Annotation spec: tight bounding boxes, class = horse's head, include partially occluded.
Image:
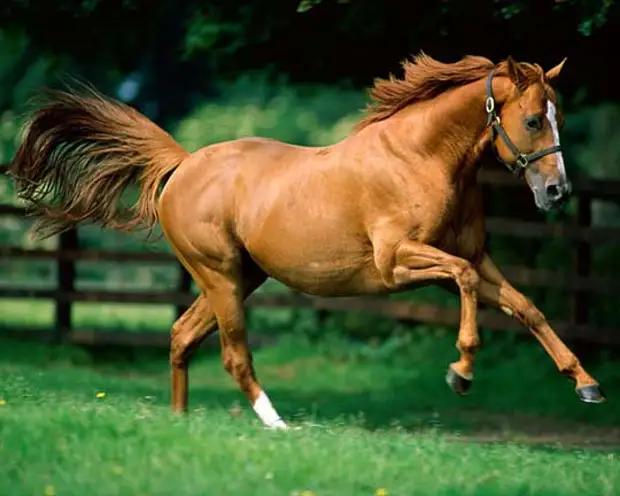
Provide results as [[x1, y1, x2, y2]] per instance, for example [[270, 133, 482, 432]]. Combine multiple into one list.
[[486, 57, 569, 211]]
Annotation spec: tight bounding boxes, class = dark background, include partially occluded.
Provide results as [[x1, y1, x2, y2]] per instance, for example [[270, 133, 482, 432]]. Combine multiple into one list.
[[1, 0, 618, 126]]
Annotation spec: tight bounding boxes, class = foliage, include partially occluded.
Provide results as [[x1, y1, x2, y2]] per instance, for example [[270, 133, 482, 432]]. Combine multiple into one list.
[[297, 0, 617, 37], [0, 111, 20, 166], [174, 74, 364, 151], [2, 0, 619, 130], [0, 29, 61, 164], [563, 102, 620, 181]]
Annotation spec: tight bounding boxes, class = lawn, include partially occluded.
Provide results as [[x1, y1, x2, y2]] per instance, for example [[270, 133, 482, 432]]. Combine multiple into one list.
[[1, 329, 619, 496]]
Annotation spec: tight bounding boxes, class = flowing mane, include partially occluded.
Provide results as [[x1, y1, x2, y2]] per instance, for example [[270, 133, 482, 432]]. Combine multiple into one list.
[[354, 52, 544, 132]]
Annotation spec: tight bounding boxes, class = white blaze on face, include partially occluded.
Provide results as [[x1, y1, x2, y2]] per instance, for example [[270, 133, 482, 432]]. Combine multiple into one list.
[[546, 100, 566, 178]]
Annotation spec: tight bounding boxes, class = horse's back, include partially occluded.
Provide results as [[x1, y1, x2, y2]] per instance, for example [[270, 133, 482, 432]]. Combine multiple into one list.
[[157, 136, 332, 248]]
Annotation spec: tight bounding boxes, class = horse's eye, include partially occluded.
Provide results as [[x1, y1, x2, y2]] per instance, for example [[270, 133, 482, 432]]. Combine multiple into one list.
[[524, 115, 542, 131]]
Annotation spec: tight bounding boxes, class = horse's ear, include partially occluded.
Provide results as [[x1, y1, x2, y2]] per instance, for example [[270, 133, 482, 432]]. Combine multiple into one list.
[[505, 56, 528, 90], [546, 57, 567, 80]]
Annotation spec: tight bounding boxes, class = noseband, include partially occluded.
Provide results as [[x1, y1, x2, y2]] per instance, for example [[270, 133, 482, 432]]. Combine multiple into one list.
[[484, 69, 562, 177]]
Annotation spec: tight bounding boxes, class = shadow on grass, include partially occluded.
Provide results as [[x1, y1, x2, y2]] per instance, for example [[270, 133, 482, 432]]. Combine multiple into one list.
[[1, 330, 619, 450], [184, 382, 620, 450]]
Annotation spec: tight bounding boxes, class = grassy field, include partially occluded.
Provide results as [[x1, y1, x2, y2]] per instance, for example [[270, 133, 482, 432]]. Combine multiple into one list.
[[1, 329, 619, 496]]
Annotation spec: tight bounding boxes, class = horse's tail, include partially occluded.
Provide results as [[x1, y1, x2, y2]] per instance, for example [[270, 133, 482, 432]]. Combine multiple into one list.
[[9, 82, 189, 240]]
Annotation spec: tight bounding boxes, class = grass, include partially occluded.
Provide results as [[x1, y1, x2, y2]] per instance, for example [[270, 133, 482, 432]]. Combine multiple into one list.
[[1, 330, 620, 496]]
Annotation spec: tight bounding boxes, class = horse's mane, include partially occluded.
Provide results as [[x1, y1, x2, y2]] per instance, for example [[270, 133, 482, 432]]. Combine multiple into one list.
[[354, 52, 544, 132]]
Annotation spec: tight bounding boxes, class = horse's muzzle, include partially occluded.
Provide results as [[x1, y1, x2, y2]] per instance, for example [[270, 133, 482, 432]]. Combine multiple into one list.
[[543, 178, 572, 209]]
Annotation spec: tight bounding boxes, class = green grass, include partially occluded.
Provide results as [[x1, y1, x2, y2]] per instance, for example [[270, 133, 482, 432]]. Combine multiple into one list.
[[1, 331, 619, 496]]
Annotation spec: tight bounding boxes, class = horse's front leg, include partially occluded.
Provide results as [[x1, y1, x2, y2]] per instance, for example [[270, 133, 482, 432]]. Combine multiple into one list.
[[476, 253, 605, 403], [377, 240, 481, 394]]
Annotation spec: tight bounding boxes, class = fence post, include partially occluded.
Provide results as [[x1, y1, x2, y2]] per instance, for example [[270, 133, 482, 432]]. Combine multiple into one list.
[[176, 264, 193, 319], [55, 228, 78, 343], [572, 192, 592, 326]]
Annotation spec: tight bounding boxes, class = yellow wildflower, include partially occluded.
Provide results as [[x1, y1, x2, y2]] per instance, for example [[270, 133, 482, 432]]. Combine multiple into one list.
[[0, 399, 6, 406], [44, 485, 56, 496], [375, 489, 388, 496], [96, 392, 106, 399]]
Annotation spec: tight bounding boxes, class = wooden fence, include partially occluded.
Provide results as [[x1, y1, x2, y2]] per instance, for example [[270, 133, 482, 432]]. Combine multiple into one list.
[[2, 164, 620, 347]]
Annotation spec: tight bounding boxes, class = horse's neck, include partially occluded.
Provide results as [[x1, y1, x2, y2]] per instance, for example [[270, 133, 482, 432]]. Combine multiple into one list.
[[388, 79, 502, 182]]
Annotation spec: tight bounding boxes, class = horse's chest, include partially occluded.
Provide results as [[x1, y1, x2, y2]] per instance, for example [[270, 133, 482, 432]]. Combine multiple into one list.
[[416, 192, 484, 261], [434, 224, 477, 259], [415, 192, 460, 243], [434, 226, 460, 255]]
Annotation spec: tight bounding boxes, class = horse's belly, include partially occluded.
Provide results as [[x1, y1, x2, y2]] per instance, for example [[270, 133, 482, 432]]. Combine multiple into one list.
[[269, 264, 386, 297], [244, 236, 385, 297]]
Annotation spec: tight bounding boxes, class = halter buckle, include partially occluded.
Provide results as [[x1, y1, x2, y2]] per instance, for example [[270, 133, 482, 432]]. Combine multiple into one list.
[[516, 154, 529, 169]]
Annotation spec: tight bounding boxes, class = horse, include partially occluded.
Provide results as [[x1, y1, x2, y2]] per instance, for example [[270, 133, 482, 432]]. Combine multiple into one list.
[[9, 53, 605, 430]]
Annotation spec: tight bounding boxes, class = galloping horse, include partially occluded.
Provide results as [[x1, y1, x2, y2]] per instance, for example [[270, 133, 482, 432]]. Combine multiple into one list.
[[10, 53, 605, 430]]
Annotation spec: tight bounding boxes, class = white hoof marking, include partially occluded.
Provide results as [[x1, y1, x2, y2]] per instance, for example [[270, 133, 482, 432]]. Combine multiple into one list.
[[253, 390, 288, 430]]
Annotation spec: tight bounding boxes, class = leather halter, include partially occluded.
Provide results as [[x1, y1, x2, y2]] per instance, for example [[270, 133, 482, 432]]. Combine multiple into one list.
[[484, 68, 562, 177]]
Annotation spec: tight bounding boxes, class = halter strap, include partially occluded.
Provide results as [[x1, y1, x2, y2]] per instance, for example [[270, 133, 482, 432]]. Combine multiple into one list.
[[484, 69, 561, 177]]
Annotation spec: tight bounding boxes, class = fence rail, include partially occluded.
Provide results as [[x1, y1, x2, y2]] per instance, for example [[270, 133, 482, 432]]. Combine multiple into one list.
[[2, 164, 620, 347]]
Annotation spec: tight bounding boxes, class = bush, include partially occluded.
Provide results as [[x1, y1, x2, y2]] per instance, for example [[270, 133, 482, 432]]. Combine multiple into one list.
[[173, 73, 365, 150]]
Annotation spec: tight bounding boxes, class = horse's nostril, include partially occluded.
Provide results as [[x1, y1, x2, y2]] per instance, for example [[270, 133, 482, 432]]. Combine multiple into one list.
[[546, 183, 561, 200]]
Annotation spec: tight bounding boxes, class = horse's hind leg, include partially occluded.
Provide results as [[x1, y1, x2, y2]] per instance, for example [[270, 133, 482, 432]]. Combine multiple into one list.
[[170, 271, 267, 413], [178, 252, 286, 429], [205, 267, 287, 430], [170, 294, 217, 413]]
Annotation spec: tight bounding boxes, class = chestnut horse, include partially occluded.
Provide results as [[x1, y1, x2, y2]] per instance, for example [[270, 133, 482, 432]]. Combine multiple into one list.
[[10, 53, 605, 430]]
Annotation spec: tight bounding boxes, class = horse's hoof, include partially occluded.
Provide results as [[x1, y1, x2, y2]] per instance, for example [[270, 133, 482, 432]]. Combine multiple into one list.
[[446, 366, 472, 396], [576, 384, 606, 404]]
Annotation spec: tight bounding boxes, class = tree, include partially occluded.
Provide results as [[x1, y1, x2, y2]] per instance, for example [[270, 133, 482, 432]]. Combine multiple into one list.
[[0, 0, 618, 123]]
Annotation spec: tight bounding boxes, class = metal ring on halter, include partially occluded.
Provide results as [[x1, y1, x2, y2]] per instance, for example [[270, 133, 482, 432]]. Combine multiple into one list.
[[485, 96, 495, 113]]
